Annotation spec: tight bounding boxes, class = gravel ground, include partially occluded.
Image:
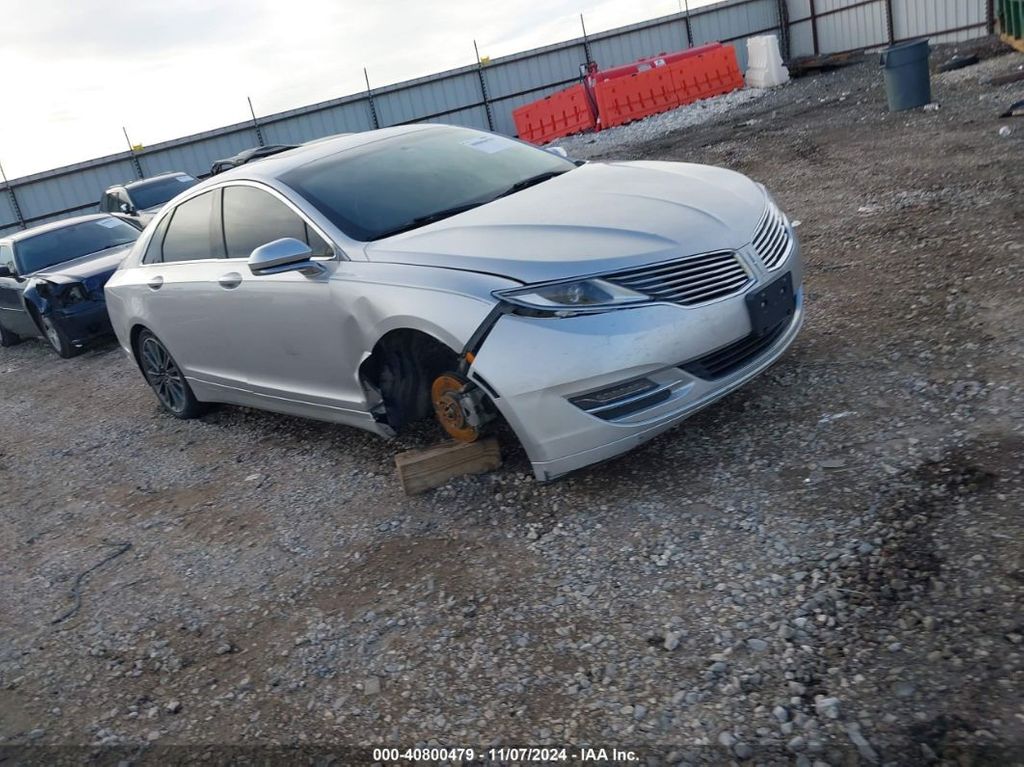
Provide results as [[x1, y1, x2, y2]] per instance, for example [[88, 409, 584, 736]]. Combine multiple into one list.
[[1, 39, 1023, 764]]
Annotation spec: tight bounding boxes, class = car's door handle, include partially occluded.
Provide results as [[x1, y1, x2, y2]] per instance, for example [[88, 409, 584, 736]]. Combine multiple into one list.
[[147, 276, 164, 290], [218, 272, 242, 289]]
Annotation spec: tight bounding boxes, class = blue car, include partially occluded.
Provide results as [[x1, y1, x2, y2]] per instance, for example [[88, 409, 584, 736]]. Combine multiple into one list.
[[0, 214, 141, 357]]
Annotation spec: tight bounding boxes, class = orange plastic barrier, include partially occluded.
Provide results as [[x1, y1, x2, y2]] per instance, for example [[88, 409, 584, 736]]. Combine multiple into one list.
[[512, 84, 597, 145], [593, 67, 679, 130], [511, 43, 745, 142], [594, 44, 744, 129]]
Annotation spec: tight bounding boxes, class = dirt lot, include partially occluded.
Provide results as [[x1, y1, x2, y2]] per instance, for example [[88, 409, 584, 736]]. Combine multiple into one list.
[[1, 40, 1022, 764]]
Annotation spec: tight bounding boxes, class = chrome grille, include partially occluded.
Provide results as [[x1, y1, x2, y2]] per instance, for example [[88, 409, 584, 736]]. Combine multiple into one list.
[[605, 251, 751, 306], [752, 204, 791, 270]]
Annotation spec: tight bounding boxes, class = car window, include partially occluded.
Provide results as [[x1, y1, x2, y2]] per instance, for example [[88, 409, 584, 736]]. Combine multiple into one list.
[[127, 175, 198, 211], [141, 214, 172, 264], [221, 185, 331, 259], [13, 219, 140, 274], [280, 126, 574, 241], [0, 243, 14, 272], [161, 191, 222, 263]]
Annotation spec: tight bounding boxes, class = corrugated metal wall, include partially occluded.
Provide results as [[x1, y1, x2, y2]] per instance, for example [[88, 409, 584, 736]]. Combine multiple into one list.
[[785, 0, 989, 59], [1, 0, 991, 236]]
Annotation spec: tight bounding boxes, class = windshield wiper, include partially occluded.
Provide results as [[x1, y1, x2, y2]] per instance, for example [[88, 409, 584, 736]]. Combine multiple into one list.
[[372, 201, 486, 239], [494, 169, 569, 200]]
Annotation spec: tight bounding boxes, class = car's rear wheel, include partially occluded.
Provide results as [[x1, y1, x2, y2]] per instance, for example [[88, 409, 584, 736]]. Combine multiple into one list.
[[0, 321, 21, 348], [137, 330, 205, 418], [38, 314, 81, 358]]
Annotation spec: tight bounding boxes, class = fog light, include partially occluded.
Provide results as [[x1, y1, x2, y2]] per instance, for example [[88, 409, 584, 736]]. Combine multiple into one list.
[[570, 378, 672, 420], [571, 378, 659, 410]]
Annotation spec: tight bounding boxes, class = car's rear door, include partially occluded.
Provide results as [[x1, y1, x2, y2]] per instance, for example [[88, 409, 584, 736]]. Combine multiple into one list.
[[214, 183, 364, 415], [130, 189, 235, 386]]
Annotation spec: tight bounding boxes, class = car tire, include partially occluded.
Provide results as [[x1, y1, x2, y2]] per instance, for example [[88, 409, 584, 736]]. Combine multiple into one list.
[[0, 322, 21, 347], [136, 330, 206, 419], [378, 345, 427, 431], [37, 313, 82, 359]]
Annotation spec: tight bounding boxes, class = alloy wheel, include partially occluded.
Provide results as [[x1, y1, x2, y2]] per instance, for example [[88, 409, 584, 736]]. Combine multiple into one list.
[[140, 336, 187, 414], [40, 316, 62, 352]]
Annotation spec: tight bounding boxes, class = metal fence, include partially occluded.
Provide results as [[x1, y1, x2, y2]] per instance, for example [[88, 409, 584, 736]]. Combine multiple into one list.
[[0, 0, 993, 236]]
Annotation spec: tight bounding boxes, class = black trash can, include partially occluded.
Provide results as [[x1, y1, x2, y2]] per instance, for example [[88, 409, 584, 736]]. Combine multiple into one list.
[[880, 39, 931, 111]]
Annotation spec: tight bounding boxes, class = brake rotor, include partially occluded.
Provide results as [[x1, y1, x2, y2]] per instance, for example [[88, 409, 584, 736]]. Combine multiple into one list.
[[431, 372, 479, 442]]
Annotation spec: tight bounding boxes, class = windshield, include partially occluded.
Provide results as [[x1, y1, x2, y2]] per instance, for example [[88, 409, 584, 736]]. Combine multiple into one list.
[[127, 175, 198, 210], [281, 127, 574, 241], [15, 218, 139, 273]]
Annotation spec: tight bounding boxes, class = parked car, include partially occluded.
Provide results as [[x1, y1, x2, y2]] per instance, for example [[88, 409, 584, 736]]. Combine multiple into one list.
[[0, 214, 141, 357], [210, 144, 297, 175], [98, 172, 198, 226], [105, 125, 803, 480]]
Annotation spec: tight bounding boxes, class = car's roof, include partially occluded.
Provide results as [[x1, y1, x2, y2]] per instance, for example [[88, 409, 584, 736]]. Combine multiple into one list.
[[4, 213, 118, 244], [125, 172, 194, 189], [227, 144, 294, 163], [201, 124, 437, 188], [103, 172, 193, 193]]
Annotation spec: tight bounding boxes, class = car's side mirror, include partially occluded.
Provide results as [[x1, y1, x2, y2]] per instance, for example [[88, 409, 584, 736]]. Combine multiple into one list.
[[0, 265, 14, 278], [248, 237, 325, 277], [119, 202, 136, 215]]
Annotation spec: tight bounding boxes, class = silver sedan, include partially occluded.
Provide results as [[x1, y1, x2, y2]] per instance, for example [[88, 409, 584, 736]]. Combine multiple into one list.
[[105, 125, 803, 480]]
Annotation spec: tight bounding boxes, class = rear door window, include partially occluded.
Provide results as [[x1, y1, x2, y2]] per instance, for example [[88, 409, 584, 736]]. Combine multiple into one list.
[[141, 215, 172, 264], [160, 191, 224, 263], [221, 185, 330, 259]]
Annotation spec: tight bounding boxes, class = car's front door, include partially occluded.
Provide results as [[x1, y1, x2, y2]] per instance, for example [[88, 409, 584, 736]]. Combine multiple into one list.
[[0, 243, 38, 337], [216, 183, 365, 416]]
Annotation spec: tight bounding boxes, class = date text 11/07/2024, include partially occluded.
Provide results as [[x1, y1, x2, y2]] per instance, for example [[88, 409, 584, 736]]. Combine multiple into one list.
[[372, 746, 640, 762]]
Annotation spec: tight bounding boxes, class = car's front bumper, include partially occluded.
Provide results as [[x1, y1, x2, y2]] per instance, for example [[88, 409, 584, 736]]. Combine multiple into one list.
[[48, 300, 113, 347], [470, 246, 804, 481]]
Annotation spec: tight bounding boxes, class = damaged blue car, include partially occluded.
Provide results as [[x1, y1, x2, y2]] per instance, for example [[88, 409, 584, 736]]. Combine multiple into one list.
[[0, 214, 141, 357]]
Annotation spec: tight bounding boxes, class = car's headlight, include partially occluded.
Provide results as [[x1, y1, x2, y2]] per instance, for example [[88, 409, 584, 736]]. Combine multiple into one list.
[[496, 278, 647, 313]]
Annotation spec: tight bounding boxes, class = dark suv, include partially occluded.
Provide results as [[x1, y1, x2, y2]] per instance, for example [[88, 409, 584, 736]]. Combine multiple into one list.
[[210, 144, 296, 175], [98, 172, 198, 226]]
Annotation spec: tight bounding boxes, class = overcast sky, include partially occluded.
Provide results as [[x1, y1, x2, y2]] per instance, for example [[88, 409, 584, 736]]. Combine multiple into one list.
[[0, 0, 717, 180]]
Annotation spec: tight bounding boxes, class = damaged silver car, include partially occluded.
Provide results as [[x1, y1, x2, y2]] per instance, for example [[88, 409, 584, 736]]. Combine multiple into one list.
[[104, 125, 803, 480]]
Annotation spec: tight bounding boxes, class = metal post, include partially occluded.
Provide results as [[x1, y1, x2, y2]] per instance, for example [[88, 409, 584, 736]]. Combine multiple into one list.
[[986, 0, 995, 34], [247, 97, 265, 146], [809, 0, 820, 56], [683, 0, 694, 48], [473, 40, 496, 132], [122, 126, 144, 179], [364, 68, 380, 130], [884, 0, 895, 45], [776, 0, 791, 61], [580, 14, 593, 65], [0, 160, 26, 230]]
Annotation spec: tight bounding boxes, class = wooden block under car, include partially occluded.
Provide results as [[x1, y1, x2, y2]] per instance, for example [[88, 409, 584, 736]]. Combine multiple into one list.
[[394, 437, 502, 495]]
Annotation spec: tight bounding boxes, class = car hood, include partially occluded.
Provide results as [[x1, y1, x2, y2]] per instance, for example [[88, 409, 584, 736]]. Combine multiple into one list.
[[365, 161, 768, 284], [32, 243, 135, 284]]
